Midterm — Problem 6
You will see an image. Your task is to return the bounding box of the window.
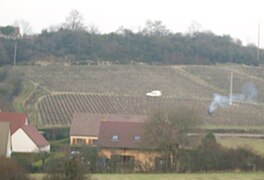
[92,139,98,145]
[112,135,119,141]
[77,138,83,145]
[134,135,140,141]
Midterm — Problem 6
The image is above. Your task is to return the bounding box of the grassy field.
[29,172,264,180]
[91,173,264,180]
[217,136,264,156]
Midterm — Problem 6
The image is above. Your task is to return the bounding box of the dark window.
[92,139,98,145]
[77,138,83,144]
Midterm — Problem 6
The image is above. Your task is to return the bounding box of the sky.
[1,0,264,47]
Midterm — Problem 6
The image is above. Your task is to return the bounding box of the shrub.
[44,152,88,180]
[177,133,264,172]
[0,157,29,180]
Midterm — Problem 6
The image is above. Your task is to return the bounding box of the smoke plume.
[208,82,257,114]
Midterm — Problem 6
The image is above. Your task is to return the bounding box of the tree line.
[0,10,263,66]
[0,28,262,66]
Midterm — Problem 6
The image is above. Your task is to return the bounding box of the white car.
[146,90,162,97]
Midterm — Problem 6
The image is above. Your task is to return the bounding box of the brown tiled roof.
[0,112,27,134]
[97,121,145,149]
[70,113,146,137]
[0,122,10,156]
[22,125,49,148]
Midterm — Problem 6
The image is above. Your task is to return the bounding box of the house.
[97,121,160,172]
[70,113,146,146]
[0,112,50,153]
[12,125,50,153]
[0,122,12,157]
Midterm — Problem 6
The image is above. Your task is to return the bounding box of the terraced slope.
[9,64,264,128]
[13,65,214,98]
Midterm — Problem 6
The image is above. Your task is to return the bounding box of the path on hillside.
[221,66,264,83]
[172,66,225,94]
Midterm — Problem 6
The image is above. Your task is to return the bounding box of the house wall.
[39,145,50,153]
[99,148,160,171]
[70,135,98,146]
[12,129,39,152]
[6,129,11,157]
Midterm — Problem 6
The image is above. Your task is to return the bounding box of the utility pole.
[13,41,17,66]
[229,67,233,105]
[257,24,261,66]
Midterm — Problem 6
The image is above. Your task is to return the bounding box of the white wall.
[40,145,50,153]
[6,129,11,157]
[12,128,39,152]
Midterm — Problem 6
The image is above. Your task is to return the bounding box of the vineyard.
[181,65,264,101]
[12,65,214,97]
[7,64,264,128]
[37,93,264,127]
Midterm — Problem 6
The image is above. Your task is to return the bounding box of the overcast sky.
[1,0,264,47]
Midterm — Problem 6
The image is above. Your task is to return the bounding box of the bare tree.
[63,9,86,31]
[14,19,32,35]
[87,24,100,34]
[141,20,170,36]
[141,107,200,172]
[187,21,203,37]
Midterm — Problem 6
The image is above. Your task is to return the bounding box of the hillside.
[9,64,264,129]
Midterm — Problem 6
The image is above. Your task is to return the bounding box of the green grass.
[217,137,264,156]
[13,80,35,112]
[91,173,264,180]
[29,172,264,180]
[201,125,264,132]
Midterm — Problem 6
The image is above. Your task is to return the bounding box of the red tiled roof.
[22,125,49,148]
[0,112,27,134]
[97,121,145,149]
[70,113,146,137]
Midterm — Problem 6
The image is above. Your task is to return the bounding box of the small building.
[0,122,12,157]
[0,112,50,153]
[97,121,160,172]
[12,125,50,153]
[70,113,146,146]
